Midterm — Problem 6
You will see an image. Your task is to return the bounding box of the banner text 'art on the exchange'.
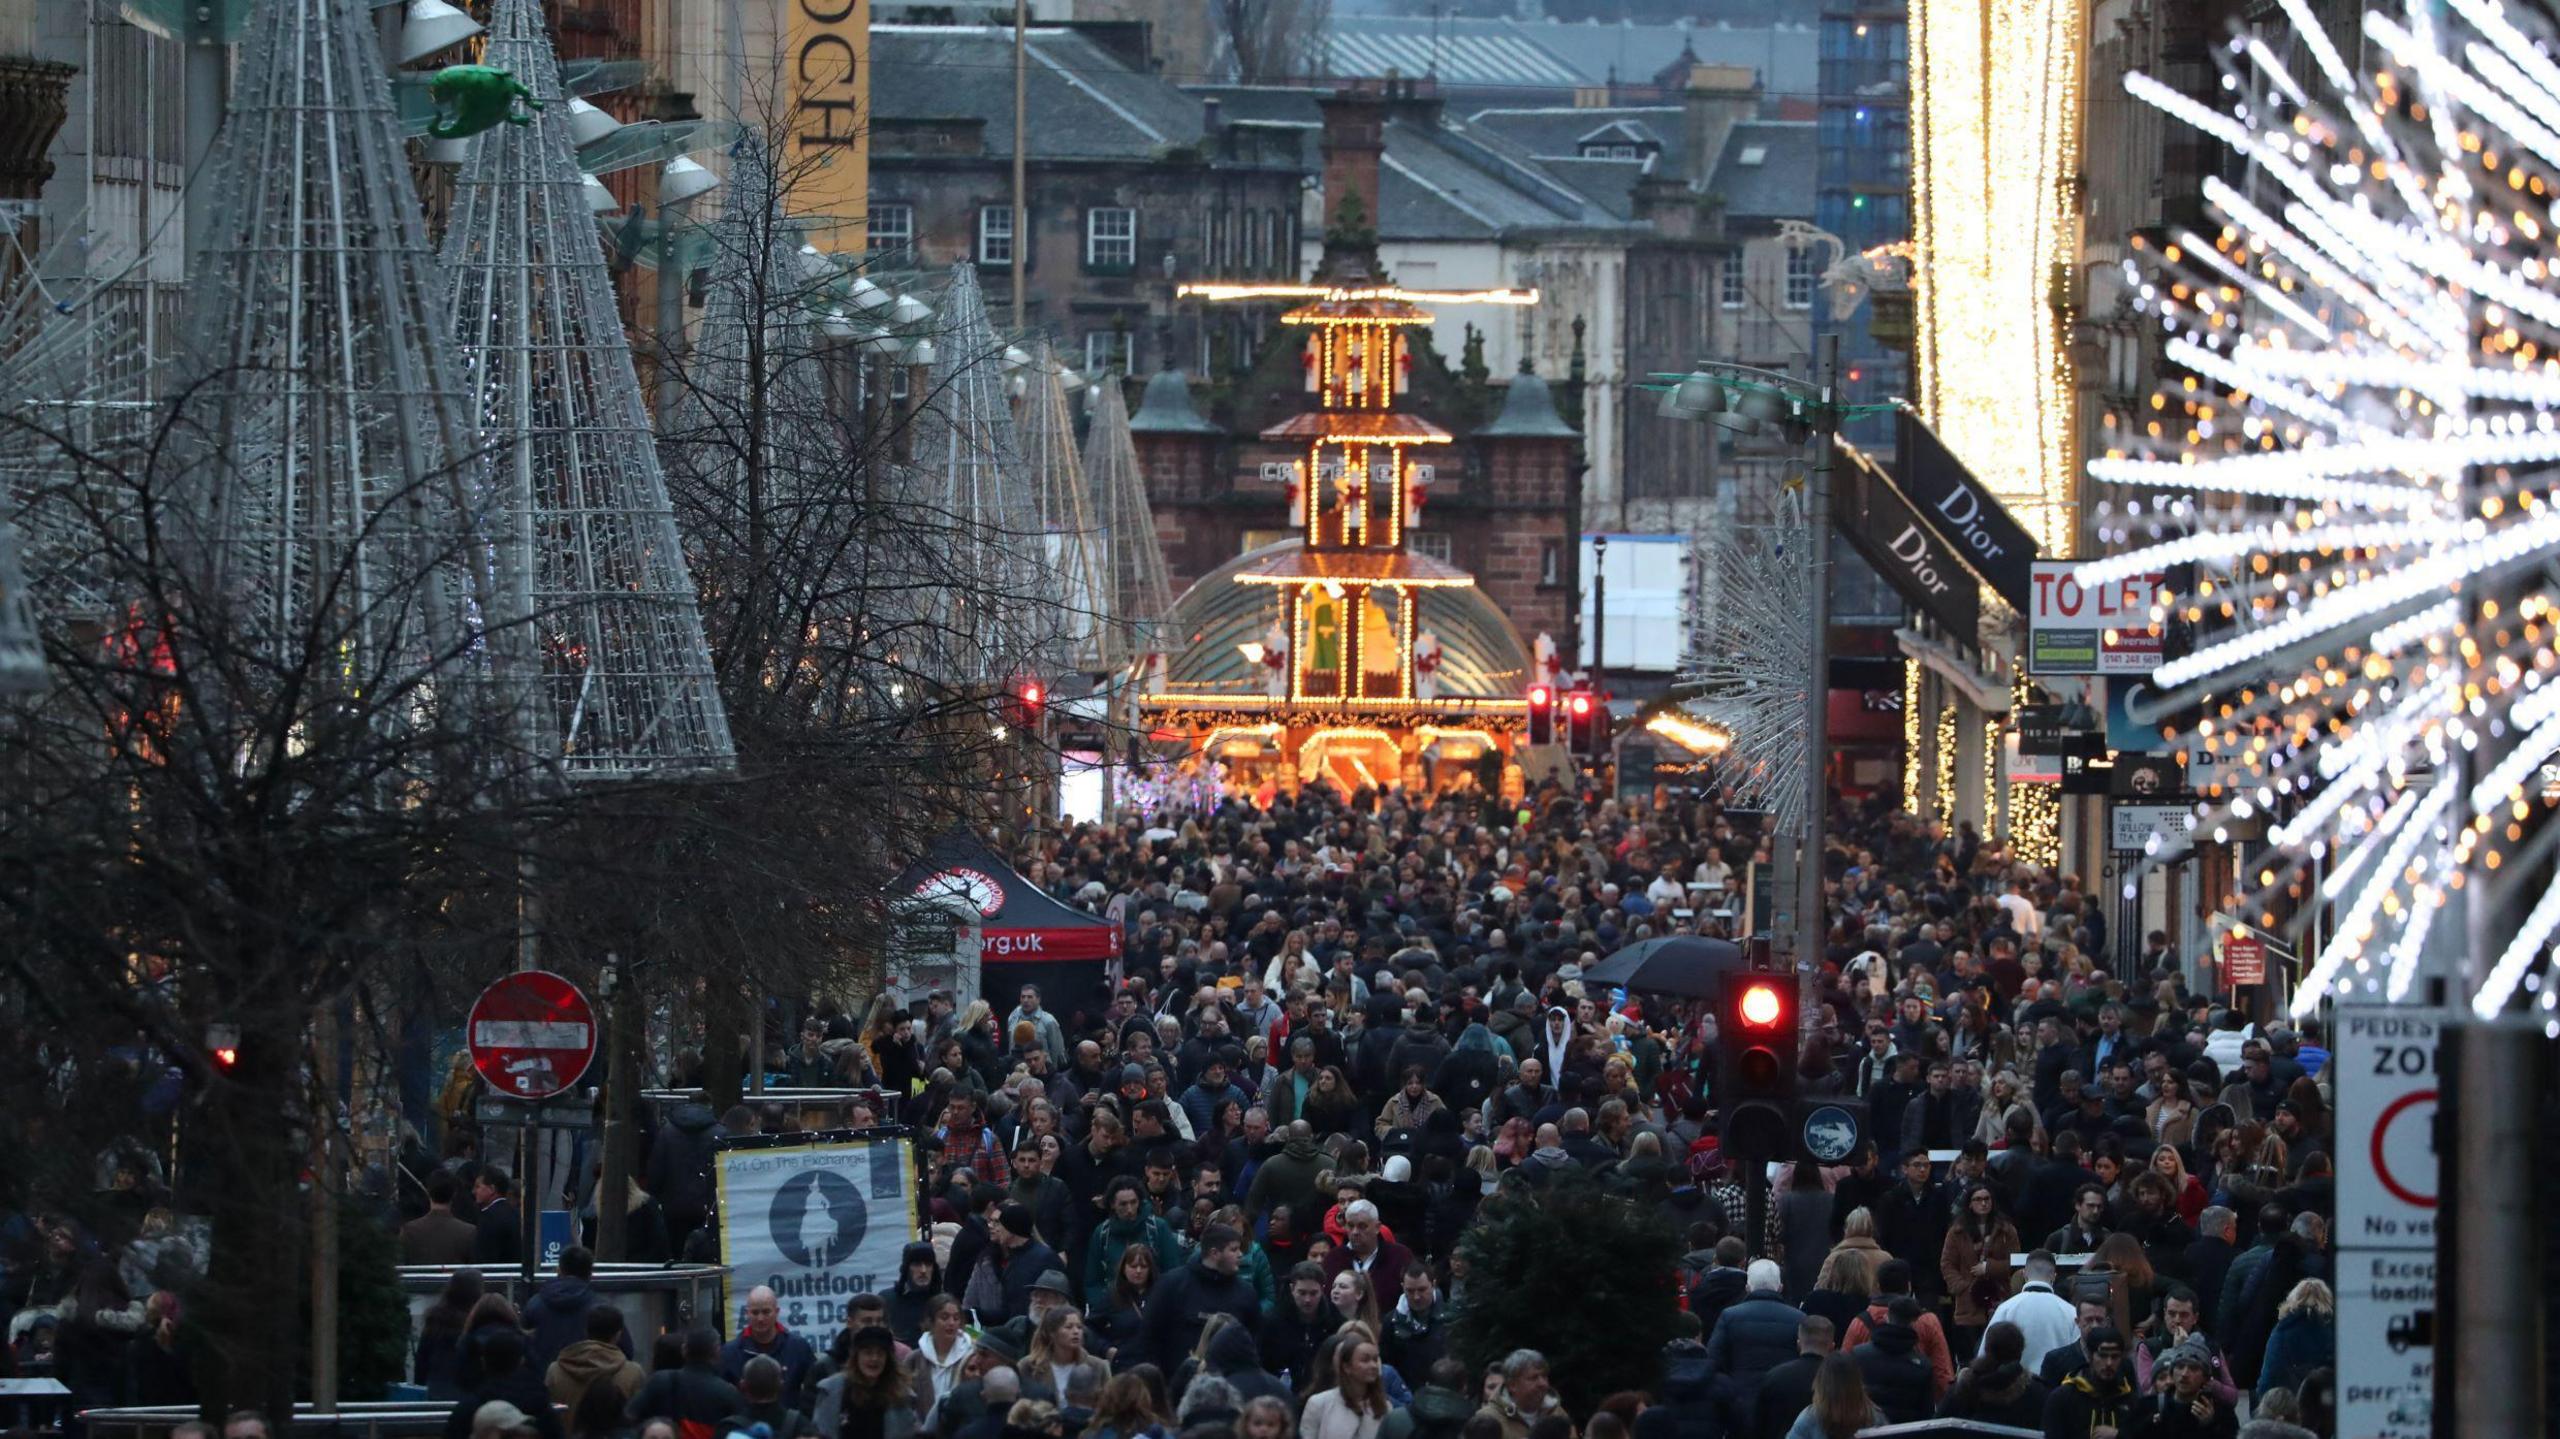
[716,1136,916,1333]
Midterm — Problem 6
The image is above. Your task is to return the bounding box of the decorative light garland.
[1982,716,2002,835]
[1910,0,2082,552]
[2009,671,2060,869]
[1177,282,1541,307]
[1934,702,1959,822]
[1902,659,1925,812]
[2093,0,2560,1023]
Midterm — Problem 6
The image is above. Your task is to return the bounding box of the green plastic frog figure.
[426,64,543,140]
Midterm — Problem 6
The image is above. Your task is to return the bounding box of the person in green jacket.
[1082,1177,1190,1306]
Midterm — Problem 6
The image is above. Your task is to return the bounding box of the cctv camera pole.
[1795,334,1839,1010]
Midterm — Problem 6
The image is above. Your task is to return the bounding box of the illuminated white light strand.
[2073,518,2431,585]
[2169,230,2336,339]
[2294,781,2449,1015]
[2386,876,2447,1002]
[2154,512,2560,689]
[2159,337,2360,433]
[2476,873,2560,1018]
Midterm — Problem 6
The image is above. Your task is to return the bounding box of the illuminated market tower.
[1148,244,1539,793]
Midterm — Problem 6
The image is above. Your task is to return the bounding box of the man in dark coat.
[2182,1207,2240,1331]
[1701,1260,1801,1424]
[1140,1224,1262,1371]
[1749,1315,1833,1439]
[988,1203,1063,1323]
[1874,1150,1952,1305]
[522,1247,631,1369]
[471,1169,522,1266]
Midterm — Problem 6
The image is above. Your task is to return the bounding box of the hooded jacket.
[647,1102,723,1224]
[1843,1297,1955,1400]
[1202,1319,1292,1404]
[1540,1007,1573,1080]
[1849,1320,1932,1424]
[2041,1366,2133,1439]
[522,1276,619,1369]
[1432,1025,1506,1117]
[1138,1254,1263,1372]
[1243,1131,1327,1223]
[546,1338,645,1412]
[1081,1204,1191,1307]
[1936,1362,2048,1429]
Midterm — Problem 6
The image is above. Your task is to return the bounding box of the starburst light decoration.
[1682,488,1813,837]
[2082,0,2560,1021]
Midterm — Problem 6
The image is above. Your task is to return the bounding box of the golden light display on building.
[1909,0,2084,552]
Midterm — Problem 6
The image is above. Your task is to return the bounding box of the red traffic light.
[1738,981,1784,1029]
[1528,684,1552,708]
[1569,692,1593,717]
[213,1047,238,1069]
[1020,682,1044,705]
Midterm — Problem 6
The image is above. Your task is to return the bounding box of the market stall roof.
[891,829,1121,966]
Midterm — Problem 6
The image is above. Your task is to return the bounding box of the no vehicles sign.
[2335,1006,2439,1439]
[2337,1008,2439,1244]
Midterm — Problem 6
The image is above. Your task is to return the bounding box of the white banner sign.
[2336,1007,2440,1246]
[2336,1249,2436,1439]
[2335,1006,2440,1439]
[717,1137,917,1334]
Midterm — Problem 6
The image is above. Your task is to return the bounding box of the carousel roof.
[1230,548,1472,587]
[1260,410,1453,444]
[1158,539,1531,700]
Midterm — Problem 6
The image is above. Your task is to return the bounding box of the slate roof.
[1322,16,1817,101]
[870,25,1206,161]
[1464,105,1690,178]
[1713,120,1818,220]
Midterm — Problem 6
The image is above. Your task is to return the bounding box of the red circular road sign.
[2370,1088,2437,1209]
[467,971,597,1100]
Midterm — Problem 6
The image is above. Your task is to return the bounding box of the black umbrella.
[1581,935,1745,998]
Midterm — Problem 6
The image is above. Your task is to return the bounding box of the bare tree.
[1220,0,1334,83]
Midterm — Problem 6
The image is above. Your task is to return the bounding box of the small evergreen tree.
[1451,1178,1682,1412]
[331,1200,416,1400]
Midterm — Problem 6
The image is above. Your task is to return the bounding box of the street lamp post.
[1656,335,1844,983]
[1798,334,1838,987]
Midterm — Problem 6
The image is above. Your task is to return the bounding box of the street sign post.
[467,970,598,1100]
[2220,933,2265,988]
[2336,1006,2440,1439]
[468,971,598,1282]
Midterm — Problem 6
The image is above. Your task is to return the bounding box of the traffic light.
[207,1023,240,1074]
[1526,684,1555,744]
[1565,689,1597,753]
[1716,970,1797,1161]
[1008,680,1047,734]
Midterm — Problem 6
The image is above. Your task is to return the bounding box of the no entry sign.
[467,970,597,1100]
